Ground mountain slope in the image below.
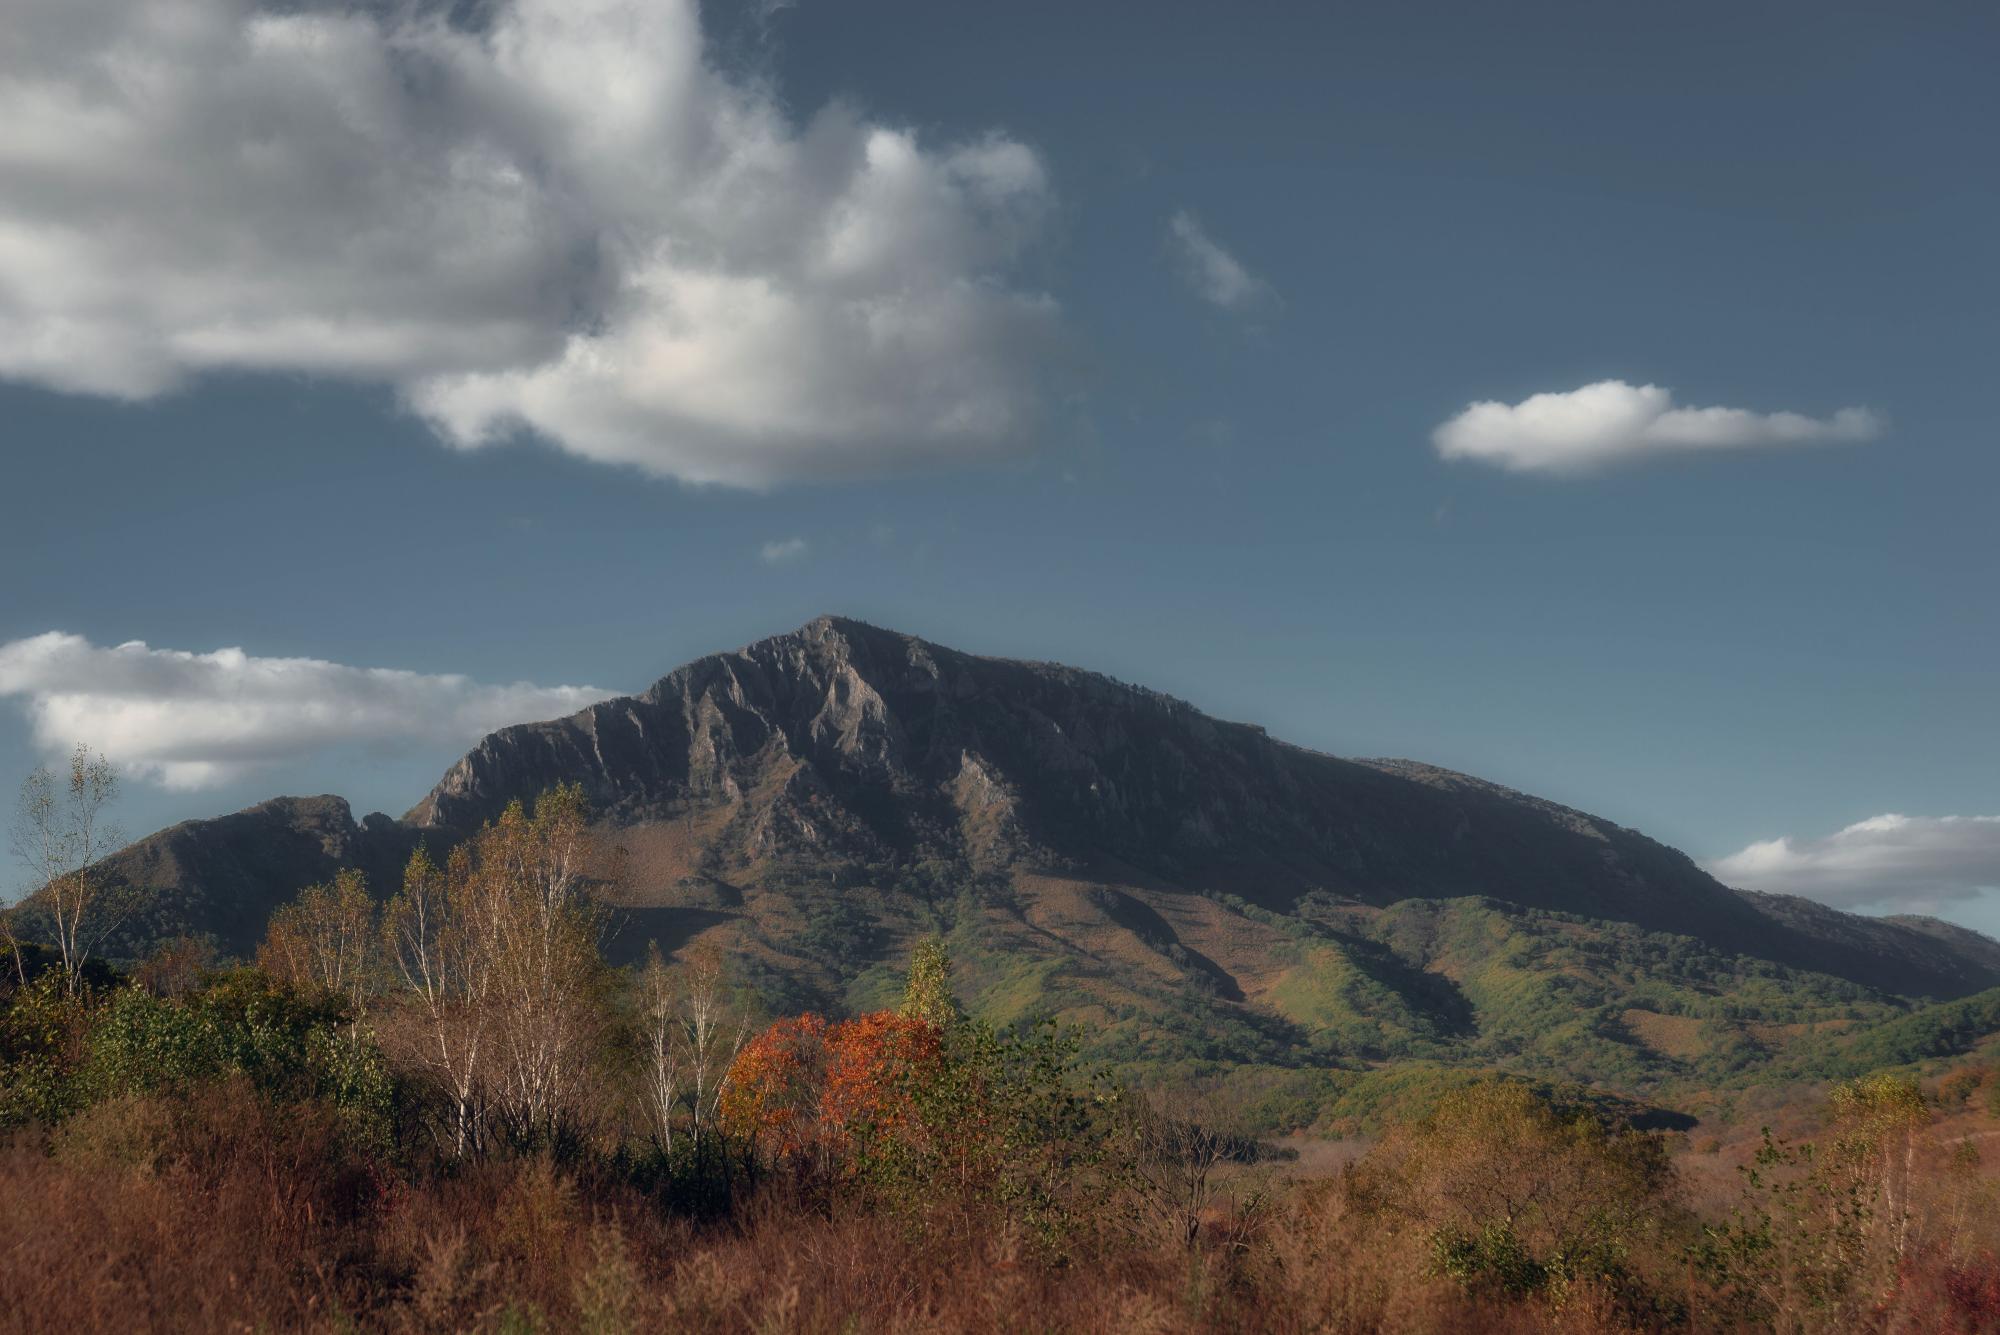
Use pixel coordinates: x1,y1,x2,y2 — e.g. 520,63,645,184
1806,985,2000,1076
80,796,425,958
70,616,2000,1085
404,616,1994,1001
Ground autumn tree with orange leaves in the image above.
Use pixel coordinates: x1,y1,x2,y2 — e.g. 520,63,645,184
718,1012,832,1163
717,942,1120,1251
719,1009,946,1171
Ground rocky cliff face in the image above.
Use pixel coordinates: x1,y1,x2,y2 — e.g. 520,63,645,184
398,616,1984,996
410,618,1727,918
81,617,2000,1021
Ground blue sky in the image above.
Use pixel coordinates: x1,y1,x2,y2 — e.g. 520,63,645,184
2,0,1996,931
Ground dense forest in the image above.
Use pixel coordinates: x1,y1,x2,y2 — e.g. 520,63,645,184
5,776,2000,1332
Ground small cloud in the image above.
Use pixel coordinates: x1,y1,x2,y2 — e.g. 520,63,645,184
1706,813,2000,912
759,537,809,564
1433,380,1881,475
1165,211,1277,313
0,633,613,790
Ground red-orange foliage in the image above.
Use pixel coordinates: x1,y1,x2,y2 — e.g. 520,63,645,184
719,1011,940,1165
825,1011,942,1137
718,1013,827,1160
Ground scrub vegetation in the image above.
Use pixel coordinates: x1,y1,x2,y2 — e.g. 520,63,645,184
5,785,2000,1333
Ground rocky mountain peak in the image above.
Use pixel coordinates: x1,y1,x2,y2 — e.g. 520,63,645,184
77,618,2000,1007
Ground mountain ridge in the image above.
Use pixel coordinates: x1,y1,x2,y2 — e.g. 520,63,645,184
65,616,2000,1082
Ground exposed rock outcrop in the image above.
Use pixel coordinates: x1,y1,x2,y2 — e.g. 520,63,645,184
83,617,2000,1007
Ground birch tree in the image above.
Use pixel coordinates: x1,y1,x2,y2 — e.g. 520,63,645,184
384,785,607,1155
641,940,746,1150
478,784,604,1147
384,844,492,1157
11,744,125,995
260,868,377,1014
1828,1072,1930,1262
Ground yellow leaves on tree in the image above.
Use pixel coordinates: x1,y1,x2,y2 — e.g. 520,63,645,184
258,868,375,1010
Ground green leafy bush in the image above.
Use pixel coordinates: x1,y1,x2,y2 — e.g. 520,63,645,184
0,968,395,1151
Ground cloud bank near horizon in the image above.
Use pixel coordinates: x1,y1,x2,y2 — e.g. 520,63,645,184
0,632,615,790
0,0,1064,487
1707,813,2000,913
1434,381,1881,475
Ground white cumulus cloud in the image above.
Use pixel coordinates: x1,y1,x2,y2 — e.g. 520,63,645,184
1165,211,1276,313
1432,381,1882,475
758,537,809,564
0,632,614,790
0,0,1063,487
1707,814,2000,912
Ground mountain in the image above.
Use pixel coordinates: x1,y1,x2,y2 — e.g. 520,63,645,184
83,796,427,959
70,616,2000,1091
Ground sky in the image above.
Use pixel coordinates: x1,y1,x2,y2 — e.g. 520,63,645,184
1,0,1996,933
